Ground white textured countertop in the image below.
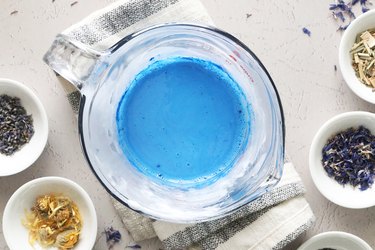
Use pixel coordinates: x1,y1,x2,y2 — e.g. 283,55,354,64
1,0,375,249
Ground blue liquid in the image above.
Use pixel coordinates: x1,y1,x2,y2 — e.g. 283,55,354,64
116,57,251,184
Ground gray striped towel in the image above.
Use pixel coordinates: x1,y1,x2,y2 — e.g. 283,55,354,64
45,0,315,249
113,162,314,250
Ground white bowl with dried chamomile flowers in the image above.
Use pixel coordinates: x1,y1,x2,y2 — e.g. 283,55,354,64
2,177,97,250
339,9,375,104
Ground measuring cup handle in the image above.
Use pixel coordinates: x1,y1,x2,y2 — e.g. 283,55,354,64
43,35,103,90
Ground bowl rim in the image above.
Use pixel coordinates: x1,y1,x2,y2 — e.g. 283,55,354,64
309,111,375,208
0,78,49,176
298,231,372,250
339,9,375,104
2,176,98,250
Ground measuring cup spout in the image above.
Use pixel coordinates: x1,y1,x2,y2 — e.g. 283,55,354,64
43,34,103,90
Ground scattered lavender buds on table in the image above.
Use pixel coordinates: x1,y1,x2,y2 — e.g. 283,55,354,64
0,94,34,156
322,126,375,190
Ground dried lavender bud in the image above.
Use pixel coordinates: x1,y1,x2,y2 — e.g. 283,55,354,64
322,126,375,191
0,95,34,156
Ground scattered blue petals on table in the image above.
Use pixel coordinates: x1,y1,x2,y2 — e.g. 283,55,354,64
362,5,370,12
332,1,351,11
353,0,360,5
322,126,375,191
330,0,372,30
302,27,311,36
126,244,142,249
335,11,346,21
337,23,351,30
104,227,121,249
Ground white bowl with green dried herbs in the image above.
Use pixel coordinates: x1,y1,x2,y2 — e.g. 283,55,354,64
309,111,375,209
339,9,375,104
0,78,48,176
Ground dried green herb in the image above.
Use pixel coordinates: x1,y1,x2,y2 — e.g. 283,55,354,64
350,29,375,90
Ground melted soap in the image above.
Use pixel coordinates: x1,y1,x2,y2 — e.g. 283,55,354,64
116,57,251,183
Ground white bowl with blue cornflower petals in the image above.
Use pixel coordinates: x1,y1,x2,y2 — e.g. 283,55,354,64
309,111,375,208
298,231,372,250
0,78,48,176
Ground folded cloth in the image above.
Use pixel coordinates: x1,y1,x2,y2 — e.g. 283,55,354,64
58,0,212,113
46,0,315,249
113,162,314,250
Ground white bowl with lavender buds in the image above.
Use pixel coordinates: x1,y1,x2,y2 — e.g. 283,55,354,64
309,111,375,209
339,9,375,104
0,78,48,176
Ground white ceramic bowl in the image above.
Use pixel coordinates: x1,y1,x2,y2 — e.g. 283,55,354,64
0,78,48,176
339,10,375,104
2,177,97,250
298,231,372,250
309,111,375,208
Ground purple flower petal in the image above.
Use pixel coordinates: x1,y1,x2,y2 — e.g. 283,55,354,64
352,0,360,5
362,6,370,12
302,27,311,36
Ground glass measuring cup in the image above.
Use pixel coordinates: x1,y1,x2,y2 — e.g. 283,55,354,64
44,23,285,223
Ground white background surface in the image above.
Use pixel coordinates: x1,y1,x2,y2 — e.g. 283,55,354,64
1,0,375,250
